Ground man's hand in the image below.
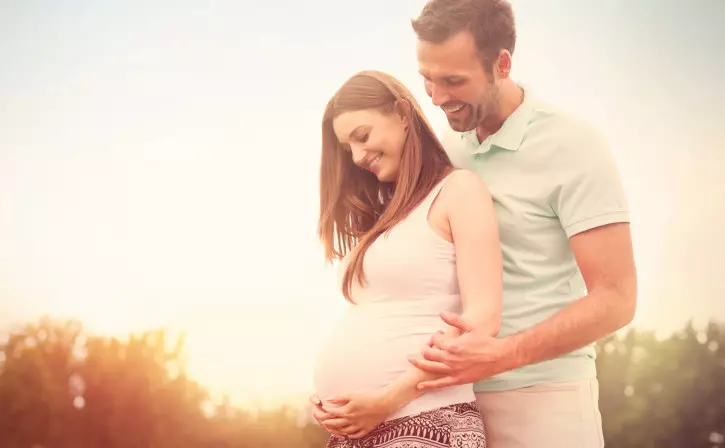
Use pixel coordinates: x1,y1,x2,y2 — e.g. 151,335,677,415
312,390,395,439
408,310,517,391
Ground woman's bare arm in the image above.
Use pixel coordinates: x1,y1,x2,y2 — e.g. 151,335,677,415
318,170,502,437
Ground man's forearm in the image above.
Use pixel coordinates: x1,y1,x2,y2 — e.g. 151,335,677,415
505,289,635,370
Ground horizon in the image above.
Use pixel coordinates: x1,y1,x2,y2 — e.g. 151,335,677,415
1,0,724,409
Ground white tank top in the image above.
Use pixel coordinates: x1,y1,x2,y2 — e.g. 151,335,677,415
313,170,473,420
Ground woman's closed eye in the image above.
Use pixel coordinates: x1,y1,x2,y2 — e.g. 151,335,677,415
355,133,369,143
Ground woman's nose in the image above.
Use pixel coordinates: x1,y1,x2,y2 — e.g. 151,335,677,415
351,147,367,166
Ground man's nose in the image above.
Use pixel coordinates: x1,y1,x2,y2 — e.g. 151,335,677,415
429,84,450,107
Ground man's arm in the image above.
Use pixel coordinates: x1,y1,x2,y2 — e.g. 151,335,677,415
505,122,637,367
411,124,637,389
412,221,637,389
504,221,637,371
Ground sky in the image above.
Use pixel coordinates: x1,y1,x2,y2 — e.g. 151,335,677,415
1,0,724,409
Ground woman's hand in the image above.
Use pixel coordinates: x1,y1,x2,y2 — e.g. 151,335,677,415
314,389,396,439
309,395,346,437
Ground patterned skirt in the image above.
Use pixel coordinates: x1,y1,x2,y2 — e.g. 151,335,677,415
326,401,486,448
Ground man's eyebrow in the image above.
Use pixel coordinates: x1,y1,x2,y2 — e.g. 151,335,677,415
420,70,467,82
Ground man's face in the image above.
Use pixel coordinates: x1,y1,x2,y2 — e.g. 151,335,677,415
416,30,499,132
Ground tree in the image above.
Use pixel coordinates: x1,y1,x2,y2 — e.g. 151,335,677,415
0,317,83,448
78,330,209,448
1,316,722,447
596,321,725,447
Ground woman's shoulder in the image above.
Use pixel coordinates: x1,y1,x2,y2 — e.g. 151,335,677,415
440,169,490,198
431,169,493,218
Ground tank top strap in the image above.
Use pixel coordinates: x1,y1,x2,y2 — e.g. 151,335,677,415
416,169,460,219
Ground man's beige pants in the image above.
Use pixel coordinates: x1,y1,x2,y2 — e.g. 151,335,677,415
475,379,605,448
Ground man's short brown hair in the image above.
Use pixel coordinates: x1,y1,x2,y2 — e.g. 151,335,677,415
412,0,516,69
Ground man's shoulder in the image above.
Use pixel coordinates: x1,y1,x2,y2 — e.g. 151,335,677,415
530,100,599,137
438,128,475,168
528,101,611,159
439,126,471,148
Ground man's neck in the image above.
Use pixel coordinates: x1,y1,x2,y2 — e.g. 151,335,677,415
476,81,524,143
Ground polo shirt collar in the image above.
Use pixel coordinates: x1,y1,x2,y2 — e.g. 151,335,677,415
462,85,535,155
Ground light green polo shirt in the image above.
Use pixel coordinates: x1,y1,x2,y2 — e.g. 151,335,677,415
440,87,630,392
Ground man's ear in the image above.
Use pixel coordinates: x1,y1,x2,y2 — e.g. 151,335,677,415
495,49,512,79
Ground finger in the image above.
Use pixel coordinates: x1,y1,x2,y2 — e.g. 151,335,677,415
427,335,455,355
310,396,328,413
312,408,332,422
312,408,335,424
431,334,463,356
324,404,353,418
408,356,453,374
311,405,327,418
326,428,347,438
422,345,454,363
340,425,360,435
320,419,347,437
348,428,368,439
417,376,461,391
325,395,350,406
427,330,446,348
440,311,472,333
322,418,353,430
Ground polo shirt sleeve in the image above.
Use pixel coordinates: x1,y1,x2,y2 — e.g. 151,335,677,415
551,122,630,238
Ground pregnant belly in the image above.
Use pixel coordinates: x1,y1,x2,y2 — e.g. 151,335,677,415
313,308,448,400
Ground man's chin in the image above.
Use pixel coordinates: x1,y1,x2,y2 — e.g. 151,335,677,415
447,118,476,133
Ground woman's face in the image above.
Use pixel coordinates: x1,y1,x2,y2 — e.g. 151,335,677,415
332,108,407,183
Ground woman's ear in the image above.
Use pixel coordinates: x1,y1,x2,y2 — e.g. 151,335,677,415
395,99,412,127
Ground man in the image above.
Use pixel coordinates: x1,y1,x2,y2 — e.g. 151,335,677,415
405,0,637,446
311,0,637,446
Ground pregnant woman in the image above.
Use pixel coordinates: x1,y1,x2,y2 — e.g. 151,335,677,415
312,70,502,448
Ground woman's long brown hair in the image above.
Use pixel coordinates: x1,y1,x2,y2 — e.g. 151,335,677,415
318,70,453,302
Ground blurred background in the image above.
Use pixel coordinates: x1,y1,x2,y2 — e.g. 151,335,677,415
1,0,723,446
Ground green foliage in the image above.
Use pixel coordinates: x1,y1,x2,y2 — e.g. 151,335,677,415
596,321,725,448
0,317,723,447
